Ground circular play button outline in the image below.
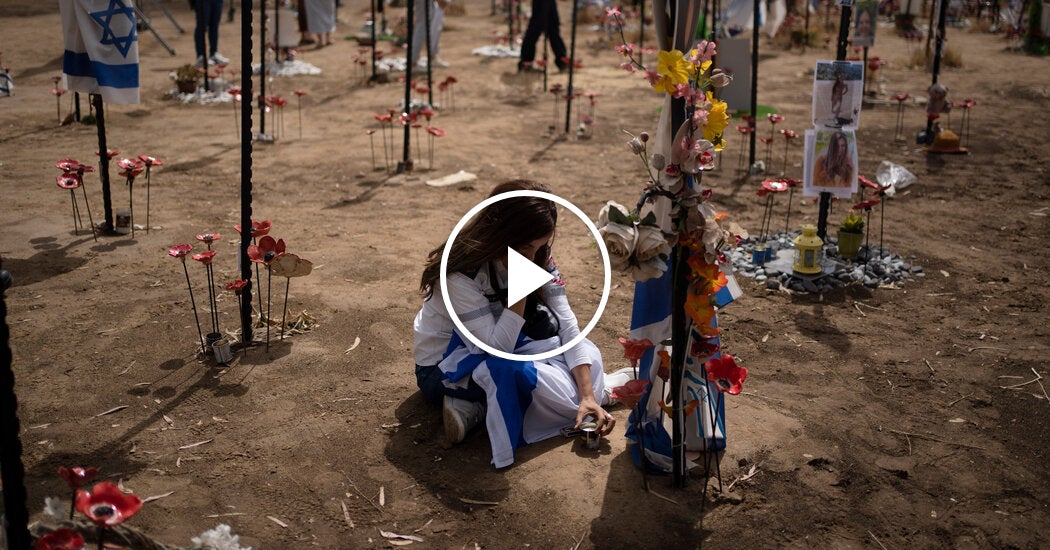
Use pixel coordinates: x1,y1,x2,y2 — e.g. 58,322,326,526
439,190,611,362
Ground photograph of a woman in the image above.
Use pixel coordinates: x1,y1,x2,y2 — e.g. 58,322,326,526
812,60,864,130
804,129,859,198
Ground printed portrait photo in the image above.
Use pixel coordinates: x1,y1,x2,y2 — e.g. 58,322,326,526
812,60,864,130
803,128,859,199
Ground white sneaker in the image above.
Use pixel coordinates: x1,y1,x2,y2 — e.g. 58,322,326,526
194,55,205,67
210,52,230,65
432,58,450,67
443,396,483,444
601,367,637,406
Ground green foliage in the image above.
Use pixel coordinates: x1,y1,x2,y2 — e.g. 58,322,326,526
840,211,864,234
175,64,202,83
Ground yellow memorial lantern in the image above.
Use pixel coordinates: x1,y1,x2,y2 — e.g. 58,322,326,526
793,224,824,275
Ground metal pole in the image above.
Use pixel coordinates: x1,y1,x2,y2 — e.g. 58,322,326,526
564,0,579,133
400,0,415,172
0,265,30,550
371,0,378,80
818,3,853,241
925,0,948,137
669,89,687,487
425,0,433,106
748,0,759,169
240,0,256,344
259,0,267,137
92,93,114,232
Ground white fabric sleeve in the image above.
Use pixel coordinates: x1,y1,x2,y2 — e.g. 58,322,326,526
543,283,589,369
446,272,525,353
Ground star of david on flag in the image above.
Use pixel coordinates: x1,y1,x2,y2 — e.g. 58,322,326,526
60,0,140,104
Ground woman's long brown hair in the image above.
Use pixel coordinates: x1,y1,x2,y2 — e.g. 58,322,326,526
822,131,852,182
419,180,557,300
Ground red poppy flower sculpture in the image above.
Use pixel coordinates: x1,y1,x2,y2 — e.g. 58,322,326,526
35,528,84,550
58,465,98,520
248,236,287,349
196,232,222,249
55,159,97,240
852,199,881,258
169,244,205,353
704,354,748,395
618,337,654,367
757,178,789,240
116,158,144,237
137,154,163,234
75,481,143,527
193,249,221,339
236,219,273,319
425,126,445,169
611,379,651,410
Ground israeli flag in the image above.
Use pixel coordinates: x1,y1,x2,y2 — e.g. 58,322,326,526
60,0,140,104
624,175,744,473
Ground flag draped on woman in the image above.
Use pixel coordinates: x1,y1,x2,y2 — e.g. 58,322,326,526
60,0,140,104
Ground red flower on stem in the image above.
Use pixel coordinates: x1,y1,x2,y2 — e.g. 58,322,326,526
618,337,654,366
195,232,222,245
137,155,163,167
192,249,217,265
704,354,748,395
759,178,789,194
56,172,83,190
95,149,120,159
75,481,143,527
858,175,879,191
852,198,881,211
248,235,286,265
766,113,784,125
779,128,798,140
425,126,445,137
736,125,754,134
234,219,272,238
35,528,84,550
56,159,89,173
293,89,306,97
690,338,720,358
891,92,910,102
225,279,248,293
58,466,98,489
611,379,651,409
168,243,192,260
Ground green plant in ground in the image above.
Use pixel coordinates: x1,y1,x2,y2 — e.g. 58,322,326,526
840,211,864,234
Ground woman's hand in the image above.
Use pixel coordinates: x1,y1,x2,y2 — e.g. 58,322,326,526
575,396,615,436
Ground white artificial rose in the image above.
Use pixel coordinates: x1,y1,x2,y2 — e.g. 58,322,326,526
600,223,636,271
634,224,672,263
597,200,629,227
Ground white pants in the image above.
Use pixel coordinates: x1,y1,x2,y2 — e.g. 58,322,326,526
410,0,444,64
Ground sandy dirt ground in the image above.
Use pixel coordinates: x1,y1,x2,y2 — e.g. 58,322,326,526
2,0,1050,547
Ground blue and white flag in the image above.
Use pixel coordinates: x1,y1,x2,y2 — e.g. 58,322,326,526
60,0,140,104
624,175,744,473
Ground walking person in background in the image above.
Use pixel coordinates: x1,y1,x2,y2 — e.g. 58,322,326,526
518,0,568,72
193,0,228,66
304,0,336,47
410,0,449,67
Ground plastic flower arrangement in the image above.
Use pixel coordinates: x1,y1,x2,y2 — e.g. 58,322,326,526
601,10,750,479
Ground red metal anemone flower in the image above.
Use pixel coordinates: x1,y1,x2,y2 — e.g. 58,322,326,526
168,243,192,259
760,178,789,193
425,126,446,137
766,113,784,124
196,233,222,244
137,155,163,167
225,279,248,293
192,249,218,265
55,158,85,172
294,89,306,97
618,337,654,366
234,220,272,238
852,199,881,211
891,92,910,102
75,481,143,527
736,125,754,134
56,172,83,190
57,465,98,489
96,149,120,159
247,235,286,265
690,338,720,358
704,354,748,395
780,128,798,139
35,528,84,550
858,175,879,192
610,379,651,409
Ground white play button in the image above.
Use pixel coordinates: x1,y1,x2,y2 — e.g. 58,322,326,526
440,189,611,362
506,247,554,306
